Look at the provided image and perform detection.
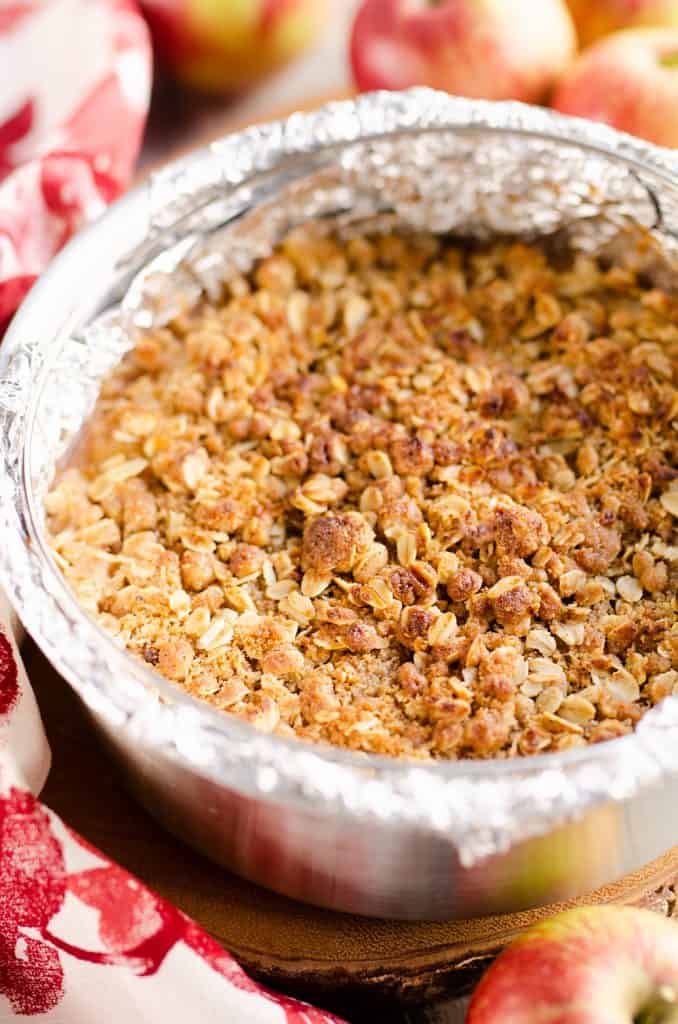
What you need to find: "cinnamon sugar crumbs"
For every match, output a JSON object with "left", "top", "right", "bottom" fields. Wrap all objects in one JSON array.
[{"left": 46, "top": 232, "right": 678, "bottom": 759}]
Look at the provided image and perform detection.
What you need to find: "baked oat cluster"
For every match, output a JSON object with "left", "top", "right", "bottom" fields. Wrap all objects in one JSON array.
[{"left": 46, "top": 232, "right": 678, "bottom": 759}]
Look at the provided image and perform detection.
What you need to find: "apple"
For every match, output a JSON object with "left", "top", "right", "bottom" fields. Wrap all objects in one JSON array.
[
  {"left": 140, "top": 0, "right": 327, "bottom": 93},
  {"left": 466, "top": 905, "right": 678, "bottom": 1024},
  {"left": 567, "top": 0, "right": 678, "bottom": 49},
  {"left": 552, "top": 28, "right": 678, "bottom": 148},
  {"left": 350, "top": 0, "right": 577, "bottom": 104}
]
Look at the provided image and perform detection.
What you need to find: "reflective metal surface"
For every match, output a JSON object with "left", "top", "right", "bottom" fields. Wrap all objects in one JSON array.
[{"left": 1, "top": 91, "right": 677, "bottom": 919}]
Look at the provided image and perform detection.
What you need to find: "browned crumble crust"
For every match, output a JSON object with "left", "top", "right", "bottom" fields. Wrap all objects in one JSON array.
[{"left": 46, "top": 233, "right": 678, "bottom": 759}]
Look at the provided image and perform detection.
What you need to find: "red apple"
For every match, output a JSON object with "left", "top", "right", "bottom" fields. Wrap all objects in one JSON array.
[
  {"left": 552, "top": 28, "right": 678, "bottom": 147},
  {"left": 141, "top": 0, "right": 327, "bottom": 94},
  {"left": 567, "top": 0, "right": 678, "bottom": 49},
  {"left": 467, "top": 905, "right": 678, "bottom": 1024},
  {"left": 350, "top": 0, "right": 577, "bottom": 104}
]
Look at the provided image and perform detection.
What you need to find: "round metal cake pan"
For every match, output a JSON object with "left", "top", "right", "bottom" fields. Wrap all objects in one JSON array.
[{"left": 0, "top": 89, "right": 677, "bottom": 920}]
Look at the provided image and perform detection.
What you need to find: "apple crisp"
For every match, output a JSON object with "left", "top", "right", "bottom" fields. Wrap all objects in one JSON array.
[{"left": 46, "top": 232, "right": 678, "bottom": 759}]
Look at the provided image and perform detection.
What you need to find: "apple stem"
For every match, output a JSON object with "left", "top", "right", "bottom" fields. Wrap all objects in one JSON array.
[{"left": 636, "top": 987, "right": 678, "bottom": 1024}]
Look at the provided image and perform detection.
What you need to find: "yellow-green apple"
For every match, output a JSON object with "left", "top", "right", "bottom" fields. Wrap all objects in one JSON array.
[
  {"left": 552, "top": 28, "right": 678, "bottom": 147},
  {"left": 140, "top": 0, "right": 327, "bottom": 93},
  {"left": 466, "top": 906, "right": 678, "bottom": 1024},
  {"left": 567, "top": 0, "right": 678, "bottom": 48},
  {"left": 350, "top": 0, "right": 577, "bottom": 103}
]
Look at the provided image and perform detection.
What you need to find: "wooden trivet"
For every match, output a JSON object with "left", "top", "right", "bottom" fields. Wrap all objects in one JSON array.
[
  {"left": 27, "top": 641, "right": 678, "bottom": 1021},
  {"left": 194, "top": 853, "right": 678, "bottom": 1015}
]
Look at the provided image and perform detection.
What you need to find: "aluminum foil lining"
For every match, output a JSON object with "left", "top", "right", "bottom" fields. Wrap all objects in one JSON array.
[{"left": 1, "top": 89, "right": 678, "bottom": 866}]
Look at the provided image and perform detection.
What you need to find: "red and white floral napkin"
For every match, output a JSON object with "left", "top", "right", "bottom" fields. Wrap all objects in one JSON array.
[
  {"left": 0, "top": 0, "right": 152, "bottom": 334},
  {"left": 0, "top": 595, "right": 344, "bottom": 1021}
]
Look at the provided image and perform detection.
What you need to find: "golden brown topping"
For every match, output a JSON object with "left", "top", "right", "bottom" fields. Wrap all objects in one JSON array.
[
  {"left": 48, "top": 231, "right": 678, "bottom": 761},
  {"left": 446, "top": 569, "right": 483, "bottom": 603},
  {"left": 488, "top": 577, "right": 538, "bottom": 626},
  {"left": 301, "top": 511, "right": 373, "bottom": 575},
  {"left": 390, "top": 436, "right": 435, "bottom": 477},
  {"left": 574, "top": 523, "right": 621, "bottom": 574},
  {"left": 463, "top": 707, "right": 515, "bottom": 757},
  {"left": 536, "top": 583, "right": 564, "bottom": 622},
  {"left": 261, "top": 644, "right": 304, "bottom": 678},
  {"left": 396, "top": 662, "right": 426, "bottom": 693},
  {"left": 309, "top": 432, "right": 348, "bottom": 476},
  {"left": 229, "top": 544, "right": 266, "bottom": 578},
  {"left": 604, "top": 615, "right": 638, "bottom": 654},
  {"left": 632, "top": 550, "right": 667, "bottom": 594},
  {"left": 119, "top": 479, "right": 157, "bottom": 534},
  {"left": 195, "top": 499, "right": 246, "bottom": 534},
  {"left": 181, "top": 550, "right": 215, "bottom": 592},
  {"left": 398, "top": 606, "right": 436, "bottom": 647},
  {"left": 157, "top": 639, "right": 194, "bottom": 681},
  {"left": 389, "top": 563, "right": 437, "bottom": 606},
  {"left": 344, "top": 622, "right": 384, "bottom": 653},
  {"left": 495, "top": 506, "right": 548, "bottom": 559}
]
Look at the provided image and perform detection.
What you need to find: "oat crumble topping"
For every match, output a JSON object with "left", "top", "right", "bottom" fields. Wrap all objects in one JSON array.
[{"left": 46, "top": 232, "right": 678, "bottom": 759}]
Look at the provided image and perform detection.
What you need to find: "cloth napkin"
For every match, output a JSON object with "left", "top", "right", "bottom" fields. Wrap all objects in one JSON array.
[
  {"left": 0, "top": 0, "right": 152, "bottom": 334},
  {"left": 0, "top": 593, "right": 344, "bottom": 1022}
]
